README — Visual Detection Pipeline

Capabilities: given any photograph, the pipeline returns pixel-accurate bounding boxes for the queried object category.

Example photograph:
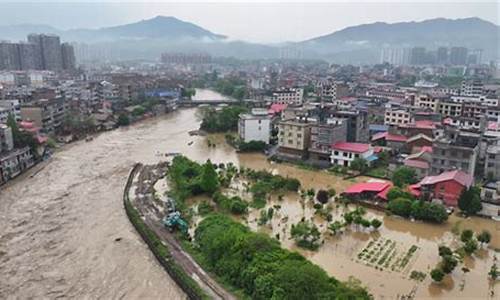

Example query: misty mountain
[0,16,497,63]
[64,16,226,42]
[298,17,499,63]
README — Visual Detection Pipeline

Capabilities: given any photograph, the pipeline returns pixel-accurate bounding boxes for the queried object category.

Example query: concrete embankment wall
[123,163,207,300]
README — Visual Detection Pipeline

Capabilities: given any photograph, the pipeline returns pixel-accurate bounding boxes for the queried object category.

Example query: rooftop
[419,170,473,187]
[332,142,371,153]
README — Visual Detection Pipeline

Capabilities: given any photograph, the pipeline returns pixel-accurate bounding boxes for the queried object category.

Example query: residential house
[331,142,376,167]
[238,108,271,144]
[431,128,479,176]
[479,182,500,217]
[277,118,311,160]
[410,169,473,207]
[308,118,347,166]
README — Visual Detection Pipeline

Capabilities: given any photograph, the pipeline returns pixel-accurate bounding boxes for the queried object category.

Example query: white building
[331,142,375,167]
[271,88,304,105]
[238,108,271,143]
[0,100,21,121]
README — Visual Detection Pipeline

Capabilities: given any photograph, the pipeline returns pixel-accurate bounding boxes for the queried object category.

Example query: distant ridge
[0,16,497,63]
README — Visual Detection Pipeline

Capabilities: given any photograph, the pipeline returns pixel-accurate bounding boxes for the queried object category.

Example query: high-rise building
[380,48,411,65]
[410,47,426,65]
[17,42,41,70]
[28,34,63,70]
[61,43,76,70]
[449,47,468,65]
[0,42,21,70]
[437,47,448,64]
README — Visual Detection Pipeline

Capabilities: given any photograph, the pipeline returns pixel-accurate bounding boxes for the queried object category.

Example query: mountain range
[0,16,498,63]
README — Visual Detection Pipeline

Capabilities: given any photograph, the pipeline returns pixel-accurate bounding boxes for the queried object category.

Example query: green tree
[200,160,219,194]
[328,221,344,235]
[438,246,453,257]
[387,197,413,217]
[316,189,329,204]
[463,239,478,255]
[117,113,130,126]
[477,230,491,245]
[430,268,445,282]
[371,219,382,229]
[350,158,368,173]
[458,187,482,216]
[291,221,321,250]
[489,263,499,280]
[6,113,38,153]
[460,229,474,243]
[392,166,418,187]
[386,187,414,202]
[327,188,336,198]
[441,255,458,274]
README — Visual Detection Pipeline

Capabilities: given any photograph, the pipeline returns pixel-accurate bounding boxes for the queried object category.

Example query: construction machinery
[162,211,188,234]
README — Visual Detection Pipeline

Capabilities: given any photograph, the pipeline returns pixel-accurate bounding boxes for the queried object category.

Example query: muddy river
[1,102,499,299]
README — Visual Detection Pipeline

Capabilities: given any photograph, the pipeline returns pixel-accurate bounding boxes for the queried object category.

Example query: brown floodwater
[1,104,499,299]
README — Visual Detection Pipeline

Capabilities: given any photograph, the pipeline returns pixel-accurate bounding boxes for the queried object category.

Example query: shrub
[430,268,445,282]
[316,189,329,204]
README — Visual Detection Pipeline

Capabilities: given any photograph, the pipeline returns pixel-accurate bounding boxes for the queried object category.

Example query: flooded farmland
[1,101,499,299]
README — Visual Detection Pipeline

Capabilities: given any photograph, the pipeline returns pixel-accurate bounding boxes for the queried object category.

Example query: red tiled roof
[419,170,473,187]
[344,181,392,194]
[400,120,437,130]
[371,132,386,141]
[376,183,394,201]
[404,159,429,169]
[408,183,421,197]
[268,103,288,115]
[421,146,433,153]
[372,132,407,142]
[332,142,371,153]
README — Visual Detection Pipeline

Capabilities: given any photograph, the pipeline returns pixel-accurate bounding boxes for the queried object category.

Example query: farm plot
[355,237,420,274]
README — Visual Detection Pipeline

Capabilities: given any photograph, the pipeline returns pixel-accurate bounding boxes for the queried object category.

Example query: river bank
[1,106,498,299]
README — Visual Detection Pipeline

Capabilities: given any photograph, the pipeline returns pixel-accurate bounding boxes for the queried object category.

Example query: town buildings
[238,108,271,144]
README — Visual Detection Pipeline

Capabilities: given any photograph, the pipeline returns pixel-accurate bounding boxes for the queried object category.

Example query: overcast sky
[0,1,498,43]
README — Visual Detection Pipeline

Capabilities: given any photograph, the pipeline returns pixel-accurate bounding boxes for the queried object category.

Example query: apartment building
[308,118,347,165]
[238,108,271,143]
[277,119,311,160]
[0,146,34,185]
[0,99,21,121]
[437,100,462,117]
[0,124,14,153]
[329,110,369,142]
[20,98,68,134]
[414,94,439,112]
[271,88,304,105]
[431,128,479,176]
[384,109,411,126]
[460,80,483,97]
[316,80,349,100]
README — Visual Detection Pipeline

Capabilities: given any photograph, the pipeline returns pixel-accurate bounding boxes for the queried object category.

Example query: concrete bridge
[178,99,239,106]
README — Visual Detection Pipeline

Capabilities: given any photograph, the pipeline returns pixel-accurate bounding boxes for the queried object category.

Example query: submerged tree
[291,221,321,250]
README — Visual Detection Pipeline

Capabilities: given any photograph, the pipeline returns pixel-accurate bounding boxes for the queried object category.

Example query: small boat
[85,136,93,142]
[188,141,194,146]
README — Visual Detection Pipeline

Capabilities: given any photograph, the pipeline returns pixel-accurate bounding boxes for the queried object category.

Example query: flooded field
[0,105,498,299]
